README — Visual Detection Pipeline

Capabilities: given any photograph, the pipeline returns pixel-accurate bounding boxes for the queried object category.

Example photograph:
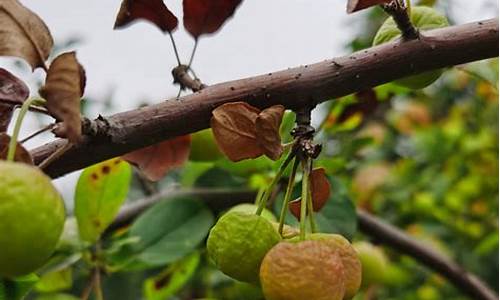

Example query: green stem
[299,157,311,241]
[256,150,296,216]
[405,0,411,17]
[278,157,300,236]
[6,97,38,162]
[307,184,317,233]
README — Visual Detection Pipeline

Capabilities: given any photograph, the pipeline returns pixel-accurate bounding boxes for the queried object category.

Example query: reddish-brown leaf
[256,105,285,161]
[122,135,191,181]
[0,133,33,164]
[0,68,29,132]
[114,0,178,33]
[210,102,263,162]
[183,0,242,38]
[289,168,331,219]
[39,52,86,143]
[346,0,392,13]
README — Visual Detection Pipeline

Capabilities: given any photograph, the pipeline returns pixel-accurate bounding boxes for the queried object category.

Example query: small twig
[172,65,207,93]
[38,140,72,170]
[20,124,55,144]
[0,99,51,116]
[382,0,419,40]
[80,271,96,300]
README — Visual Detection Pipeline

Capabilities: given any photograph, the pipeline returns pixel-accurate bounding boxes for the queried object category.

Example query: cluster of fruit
[0,162,65,278]
[207,204,362,300]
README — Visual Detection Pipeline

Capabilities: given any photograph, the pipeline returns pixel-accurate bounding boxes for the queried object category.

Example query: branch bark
[31,19,499,178]
[107,188,498,300]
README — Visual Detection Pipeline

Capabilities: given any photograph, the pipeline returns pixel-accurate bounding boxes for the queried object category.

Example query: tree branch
[107,188,498,300]
[31,19,498,178]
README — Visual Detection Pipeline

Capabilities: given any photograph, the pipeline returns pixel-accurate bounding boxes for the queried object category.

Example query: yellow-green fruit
[0,162,66,278]
[353,242,388,287]
[373,6,449,89]
[260,240,346,300]
[189,129,224,161]
[207,211,281,284]
[227,203,277,222]
[307,233,362,299]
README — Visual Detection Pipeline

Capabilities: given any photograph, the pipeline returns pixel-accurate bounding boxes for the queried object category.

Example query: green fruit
[307,233,361,299]
[373,6,449,89]
[260,240,346,300]
[207,211,281,284]
[227,203,277,222]
[353,242,388,287]
[189,129,224,161]
[0,162,66,278]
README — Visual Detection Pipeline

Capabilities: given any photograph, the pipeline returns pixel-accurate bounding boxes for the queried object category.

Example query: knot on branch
[172,65,206,92]
[383,1,419,40]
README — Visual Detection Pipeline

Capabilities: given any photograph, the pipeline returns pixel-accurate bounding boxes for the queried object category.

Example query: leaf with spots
[289,168,331,219]
[114,0,178,33]
[74,158,132,243]
[122,135,191,182]
[0,0,53,70]
[0,133,33,165]
[0,68,29,132]
[183,0,242,39]
[346,0,392,13]
[39,52,86,143]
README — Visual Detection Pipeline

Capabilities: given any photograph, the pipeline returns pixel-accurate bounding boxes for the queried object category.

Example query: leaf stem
[187,39,199,69]
[168,32,182,66]
[6,97,37,161]
[278,157,300,236]
[255,150,295,216]
[20,123,55,144]
[307,179,317,233]
[299,157,311,241]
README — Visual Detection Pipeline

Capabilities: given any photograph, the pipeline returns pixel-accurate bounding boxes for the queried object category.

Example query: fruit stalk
[299,157,311,240]
[278,157,300,235]
[6,97,39,162]
[255,149,296,216]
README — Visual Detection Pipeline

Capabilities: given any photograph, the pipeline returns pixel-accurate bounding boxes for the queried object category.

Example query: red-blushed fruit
[206,211,281,284]
[306,233,362,299]
[260,240,346,300]
[0,161,66,278]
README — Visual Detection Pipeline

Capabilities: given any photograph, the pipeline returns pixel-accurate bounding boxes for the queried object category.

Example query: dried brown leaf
[0,133,33,164]
[211,102,264,162]
[122,135,191,181]
[0,68,29,132]
[183,0,242,38]
[39,52,86,143]
[0,0,53,69]
[114,0,178,33]
[256,105,285,160]
[346,0,392,13]
[289,168,331,219]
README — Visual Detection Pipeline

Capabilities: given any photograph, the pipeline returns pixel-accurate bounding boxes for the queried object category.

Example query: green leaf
[0,274,38,300]
[35,268,72,293]
[74,158,132,243]
[128,197,214,266]
[143,252,200,300]
[316,177,357,240]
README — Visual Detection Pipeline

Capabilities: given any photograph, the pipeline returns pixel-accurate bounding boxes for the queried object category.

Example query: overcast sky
[1,0,497,206]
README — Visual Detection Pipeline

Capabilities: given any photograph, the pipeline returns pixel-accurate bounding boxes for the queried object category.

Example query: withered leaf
[0,0,53,69]
[346,0,392,13]
[0,133,33,164]
[0,68,29,132]
[183,0,242,38]
[289,168,331,219]
[39,52,86,143]
[210,102,263,162]
[256,105,285,160]
[114,0,178,33]
[122,135,191,181]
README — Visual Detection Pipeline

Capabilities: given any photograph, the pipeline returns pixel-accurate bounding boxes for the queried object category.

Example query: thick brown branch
[107,188,498,300]
[31,19,499,178]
